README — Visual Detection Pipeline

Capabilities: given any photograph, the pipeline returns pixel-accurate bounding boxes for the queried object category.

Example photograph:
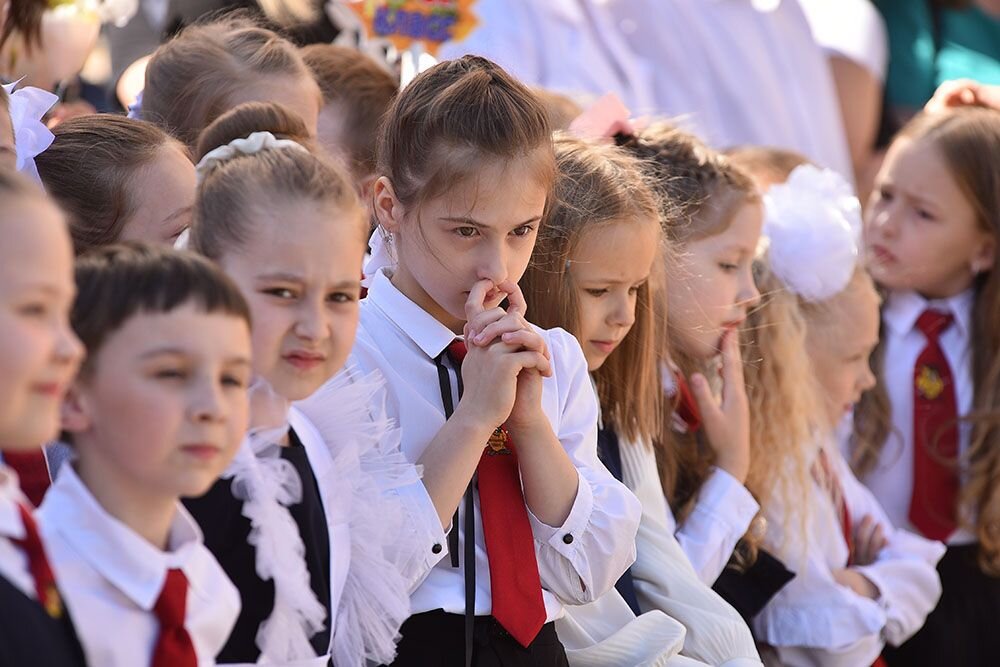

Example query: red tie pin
[916,365,945,401]
[486,426,512,455]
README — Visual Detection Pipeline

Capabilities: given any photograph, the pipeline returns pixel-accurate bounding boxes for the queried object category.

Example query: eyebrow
[139,348,253,367]
[255,273,360,289]
[162,205,192,225]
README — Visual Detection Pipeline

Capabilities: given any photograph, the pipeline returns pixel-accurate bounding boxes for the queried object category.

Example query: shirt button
[562,533,574,545]
[432,543,443,554]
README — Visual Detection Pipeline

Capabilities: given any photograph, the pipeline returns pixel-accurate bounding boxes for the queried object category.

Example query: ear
[372,176,405,234]
[60,383,92,435]
[972,234,997,275]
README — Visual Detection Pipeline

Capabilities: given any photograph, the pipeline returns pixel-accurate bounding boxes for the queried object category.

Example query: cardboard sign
[347,0,478,55]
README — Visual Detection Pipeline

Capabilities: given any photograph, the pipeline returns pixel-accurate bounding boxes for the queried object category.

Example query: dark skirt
[883,543,1000,667]
[388,610,568,667]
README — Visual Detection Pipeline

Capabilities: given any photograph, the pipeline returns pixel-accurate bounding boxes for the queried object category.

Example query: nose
[190,376,226,424]
[608,292,636,329]
[738,267,761,309]
[294,296,329,342]
[868,201,900,238]
[55,319,84,369]
[858,363,877,393]
[476,240,508,286]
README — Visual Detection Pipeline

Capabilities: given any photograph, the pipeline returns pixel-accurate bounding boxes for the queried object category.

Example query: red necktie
[12,503,62,618]
[908,310,959,541]
[5,448,52,507]
[448,341,546,647]
[152,569,198,667]
[673,372,702,433]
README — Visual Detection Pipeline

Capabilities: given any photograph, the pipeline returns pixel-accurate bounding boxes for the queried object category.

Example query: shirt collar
[884,288,975,339]
[40,464,210,611]
[0,466,27,540]
[366,268,463,359]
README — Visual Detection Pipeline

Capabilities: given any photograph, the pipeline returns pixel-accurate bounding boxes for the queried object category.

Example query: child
[621,125,765,589]
[724,145,810,194]
[300,43,398,194]
[36,114,194,254]
[141,13,322,151]
[0,167,86,666]
[521,134,762,666]
[354,55,641,665]
[746,165,944,665]
[184,100,443,666]
[37,243,251,666]
[851,107,1000,665]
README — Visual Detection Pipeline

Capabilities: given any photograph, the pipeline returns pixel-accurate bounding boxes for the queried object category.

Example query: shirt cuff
[527,468,593,557]
[394,480,450,574]
[691,467,760,533]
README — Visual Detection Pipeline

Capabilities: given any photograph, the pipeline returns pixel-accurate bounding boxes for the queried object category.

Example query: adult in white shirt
[606,0,854,185]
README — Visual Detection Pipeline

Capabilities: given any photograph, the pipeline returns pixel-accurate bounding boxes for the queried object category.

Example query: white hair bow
[2,79,59,183]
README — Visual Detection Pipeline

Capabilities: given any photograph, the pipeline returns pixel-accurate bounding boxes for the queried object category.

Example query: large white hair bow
[763,165,862,302]
[2,80,58,183]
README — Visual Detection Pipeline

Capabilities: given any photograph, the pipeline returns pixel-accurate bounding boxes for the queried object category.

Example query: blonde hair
[522,134,664,446]
[852,107,1000,573]
[190,101,364,261]
[141,14,316,150]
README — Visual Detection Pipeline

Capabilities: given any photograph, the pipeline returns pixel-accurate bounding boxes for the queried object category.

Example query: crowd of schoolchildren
[1,10,999,667]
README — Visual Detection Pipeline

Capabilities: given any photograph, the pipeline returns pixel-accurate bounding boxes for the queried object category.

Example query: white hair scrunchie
[763,165,862,303]
[195,131,308,184]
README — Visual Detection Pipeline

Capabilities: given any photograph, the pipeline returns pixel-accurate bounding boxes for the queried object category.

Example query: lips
[31,381,65,398]
[870,244,897,265]
[590,340,619,355]
[283,351,326,371]
[180,444,222,462]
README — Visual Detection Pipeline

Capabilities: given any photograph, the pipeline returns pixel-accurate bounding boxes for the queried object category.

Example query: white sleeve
[797,0,888,80]
[834,451,946,646]
[527,329,642,605]
[619,441,763,665]
[668,467,760,585]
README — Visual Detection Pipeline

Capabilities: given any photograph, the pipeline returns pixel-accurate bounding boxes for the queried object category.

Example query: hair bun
[195,101,313,161]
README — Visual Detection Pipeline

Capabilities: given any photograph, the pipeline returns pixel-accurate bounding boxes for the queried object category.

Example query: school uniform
[37,464,240,667]
[662,372,761,586]
[349,269,642,665]
[755,442,944,666]
[0,465,87,666]
[853,289,1000,665]
[557,414,762,667]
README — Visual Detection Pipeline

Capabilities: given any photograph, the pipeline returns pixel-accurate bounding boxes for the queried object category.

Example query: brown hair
[0,0,46,51]
[190,101,363,261]
[852,107,1000,573]
[376,55,555,216]
[622,124,761,512]
[72,242,251,377]
[523,134,663,445]
[724,145,811,191]
[142,14,317,150]
[35,114,189,256]
[300,43,397,180]
[532,87,583,131]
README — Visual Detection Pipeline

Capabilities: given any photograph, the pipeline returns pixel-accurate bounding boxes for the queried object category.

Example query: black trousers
[883,544,1000,667]
[388,610,569,667]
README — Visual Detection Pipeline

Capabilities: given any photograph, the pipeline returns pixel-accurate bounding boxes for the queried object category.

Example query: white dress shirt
[605,0,854,184]
[798,0,888,81]
[347,269,641,622]
[754,443,945,666]
[438,0,659,114]
[0,466,35,599]
[37,465,241,667]
[852,289,976,545]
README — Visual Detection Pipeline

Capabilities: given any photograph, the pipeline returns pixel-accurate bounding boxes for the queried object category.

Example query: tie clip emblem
[486,427,512,455]
[43,584,62,619]
[916,365,945,401]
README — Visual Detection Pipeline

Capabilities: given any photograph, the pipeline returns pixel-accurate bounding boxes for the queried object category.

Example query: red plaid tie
[448,340,546,647]
[152,569,198,667]
[12,503,62,618]
[908,310,960,541]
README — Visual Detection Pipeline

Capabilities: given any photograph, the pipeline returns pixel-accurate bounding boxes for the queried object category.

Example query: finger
[498,279,528,318]
[465,307,508,344]
[465,279,496,321]
[474,317,529,347]
[718,332,747,406]
[688,373,722,420]
[507,350,552,375]
[872,524,887,553]
[500,329,549,356]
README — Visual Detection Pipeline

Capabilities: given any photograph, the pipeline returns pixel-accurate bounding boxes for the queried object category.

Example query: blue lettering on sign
[374,6,458,41]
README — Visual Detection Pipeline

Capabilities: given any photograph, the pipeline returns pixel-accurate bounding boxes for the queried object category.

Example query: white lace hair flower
[763,165,862,302]
[195,131,308,184]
